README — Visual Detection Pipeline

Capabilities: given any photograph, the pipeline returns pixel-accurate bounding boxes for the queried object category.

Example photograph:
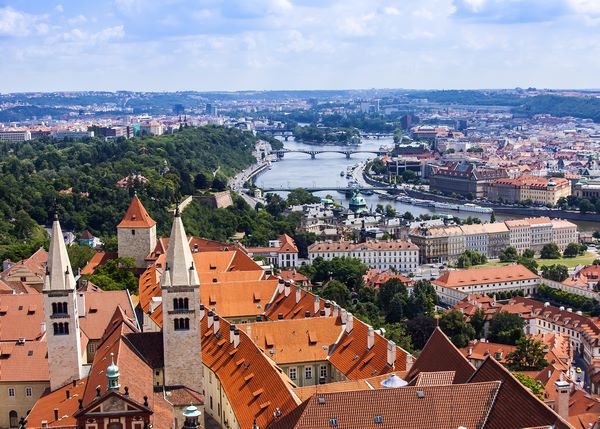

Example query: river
[255,137,599,231]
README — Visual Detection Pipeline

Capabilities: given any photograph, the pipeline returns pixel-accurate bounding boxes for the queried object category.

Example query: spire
[106,352,120,390]
[117,195,156,229]
[163,212,198,287]
[46,214,76,291]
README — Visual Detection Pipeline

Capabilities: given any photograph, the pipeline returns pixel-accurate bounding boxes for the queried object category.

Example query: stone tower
[43,214,83,391]
[162,209,203,394]
[117,195,157,267]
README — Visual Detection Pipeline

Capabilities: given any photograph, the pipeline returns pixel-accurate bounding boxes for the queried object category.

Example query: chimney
[229,325,236,343]
[367,326,375,350]
[340,309,348,324]
[314,296,320,315]
[554,379,571,420]
[278,313,283,320]
[332,304,339,318]
[406,354,414,371]
[66,390,70,399]
[233,329,240,348]
[468,346,473,356]
[345,313,354,333]
[77,292,86,317]
[213,315,220,333]
[199,304,205,321]
[208,311,214,328]
[40,322,46,335]
[305,310,311,318]
[277,278,285,294]
[53,408,59,421]
[324,302,331,317]
[72,380,77,388]
[284,281,291,297]
[387,340,396,367]
[296,287,302,304]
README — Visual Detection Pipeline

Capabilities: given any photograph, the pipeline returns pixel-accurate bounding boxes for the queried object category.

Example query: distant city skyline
[1,0,600,92]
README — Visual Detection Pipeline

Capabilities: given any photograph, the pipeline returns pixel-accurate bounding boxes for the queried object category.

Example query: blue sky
[1,0,600,91]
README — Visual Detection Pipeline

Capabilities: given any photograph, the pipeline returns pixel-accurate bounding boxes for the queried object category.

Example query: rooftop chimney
[305,310,311,318]
[277,278,285,294]
[233,329,240,348]
[332,304,339,318]
[387,340,396,367]
[40,322,46,335]
[554,379,571,420]
[208,311,214,328]
[213,315,220,333]
[345,313,354,333]
[66,390,70,399]
[367,326,375,350]
[324,302,331,317]
[296,287,302,304]
[278,313,283,320]
[406,354,414,371]
[53,408,59,421]
[314,296,320,315]
[199,304,205,321]
[284,281,291,297]
[229,325,236,343]
[340,309,348,324]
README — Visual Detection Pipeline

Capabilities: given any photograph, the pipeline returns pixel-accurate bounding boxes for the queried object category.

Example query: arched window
[51,302,68,316]
[182,298,189,310]
[173,299,179,311]
[183,318,190,330]
[64,322,69,335]
[9,410,18,428]
[52,303,57,314]
[174,318,180,330]
[53,322,69,335]
[174,318,190,331]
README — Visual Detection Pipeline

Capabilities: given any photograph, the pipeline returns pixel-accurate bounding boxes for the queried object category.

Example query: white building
[0,130,31,142]
[308,240,419,273]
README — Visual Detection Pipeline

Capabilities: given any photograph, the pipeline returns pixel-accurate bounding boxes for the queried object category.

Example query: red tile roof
[268,381,502,429]
[0,340,49,382]
[468,357,571,429]
[433,264,539,289]
[407,327,476,384]
[80,251,117,275]
[117,195,156,228]
[26,378,87,428]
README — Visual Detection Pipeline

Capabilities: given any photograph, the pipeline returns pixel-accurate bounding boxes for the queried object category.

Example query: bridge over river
[270,149,389,159]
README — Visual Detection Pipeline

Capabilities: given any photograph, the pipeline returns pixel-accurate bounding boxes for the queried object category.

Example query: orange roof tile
[0,340,49,382]
[26,378,87,428]
[433,264,539,289]
[117,195,156,228]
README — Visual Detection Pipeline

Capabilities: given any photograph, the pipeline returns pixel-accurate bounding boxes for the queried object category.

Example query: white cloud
[462,0,487,12]
[383,6,400,15]
[0,7,47,37]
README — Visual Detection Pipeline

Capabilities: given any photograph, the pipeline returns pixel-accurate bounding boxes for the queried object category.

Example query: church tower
[162,209,203,394]
[117,195,157,267]
[43,214,83,391]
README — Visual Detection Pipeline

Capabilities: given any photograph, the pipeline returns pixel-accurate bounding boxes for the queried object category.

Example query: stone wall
[117,225,157,268]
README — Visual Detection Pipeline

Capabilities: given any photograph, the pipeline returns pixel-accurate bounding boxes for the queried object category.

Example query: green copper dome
[349,190,367,213]
[183,404,201,418]
[106,352,120,390]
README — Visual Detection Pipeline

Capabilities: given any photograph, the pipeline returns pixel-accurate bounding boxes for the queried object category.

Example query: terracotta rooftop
[468,357,571,429]
[0,294,45,341]
[117,195,156,228]
[269,381,502,429]
[0,340,49,382]
[80,251,117,275]
[308,239,418,253]
[407,327,476,384]
[433,264,539,289]
[26,378,87,428]
[243,317,344,364]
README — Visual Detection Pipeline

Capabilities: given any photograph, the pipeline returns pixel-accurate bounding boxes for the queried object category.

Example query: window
[131,230,135,235]
[319,365,327,380]
[25,387,32,397]
[173,298,189,311]
[51,302,68,316]
[174,318,190,331]
[53,322,69,335]
[8,387,15,397]
[305,367,312,380]
[288,368,297,380]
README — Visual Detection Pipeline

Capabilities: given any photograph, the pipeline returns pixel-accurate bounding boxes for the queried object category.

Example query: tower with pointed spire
[162,208,203,394]
[117,195,157,267]
[43,214,83,391]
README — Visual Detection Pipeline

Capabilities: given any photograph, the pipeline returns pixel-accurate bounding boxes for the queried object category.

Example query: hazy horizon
[2,0,600,92]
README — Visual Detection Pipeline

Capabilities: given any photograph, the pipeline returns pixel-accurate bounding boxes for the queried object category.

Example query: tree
[385,204,397,218]
[470,308,487,339]
[383,323,414,353]
[518,257,538,274]
[407,280,438,318]
[513,372,545,400]
[386,293,407,323]
[488,311,524,345]
[309,256,368,290]
[457,249,487,268]
[378,278,408,316]
[194,171,213,189]
[563,242,581,258]
[405,315,436,350]
[540,243,561,259]
[13,209,37,240]
[522,249,535,259]
[86,257,138,293]
[593,259,600,266]
[287,188,320,206]
[67,244,96,272]
[490,212,496,223]
[499,246,519,262]
[541,264,569,282]
[402,211,414,221]
[439,310,475,348]
[321,280,352,307]
[506,336,548,371]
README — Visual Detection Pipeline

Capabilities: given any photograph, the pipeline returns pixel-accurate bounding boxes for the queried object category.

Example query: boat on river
[432,201,493,213]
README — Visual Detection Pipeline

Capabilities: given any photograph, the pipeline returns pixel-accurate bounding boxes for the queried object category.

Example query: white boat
[460,203,494,214]
[433,202,460,211]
